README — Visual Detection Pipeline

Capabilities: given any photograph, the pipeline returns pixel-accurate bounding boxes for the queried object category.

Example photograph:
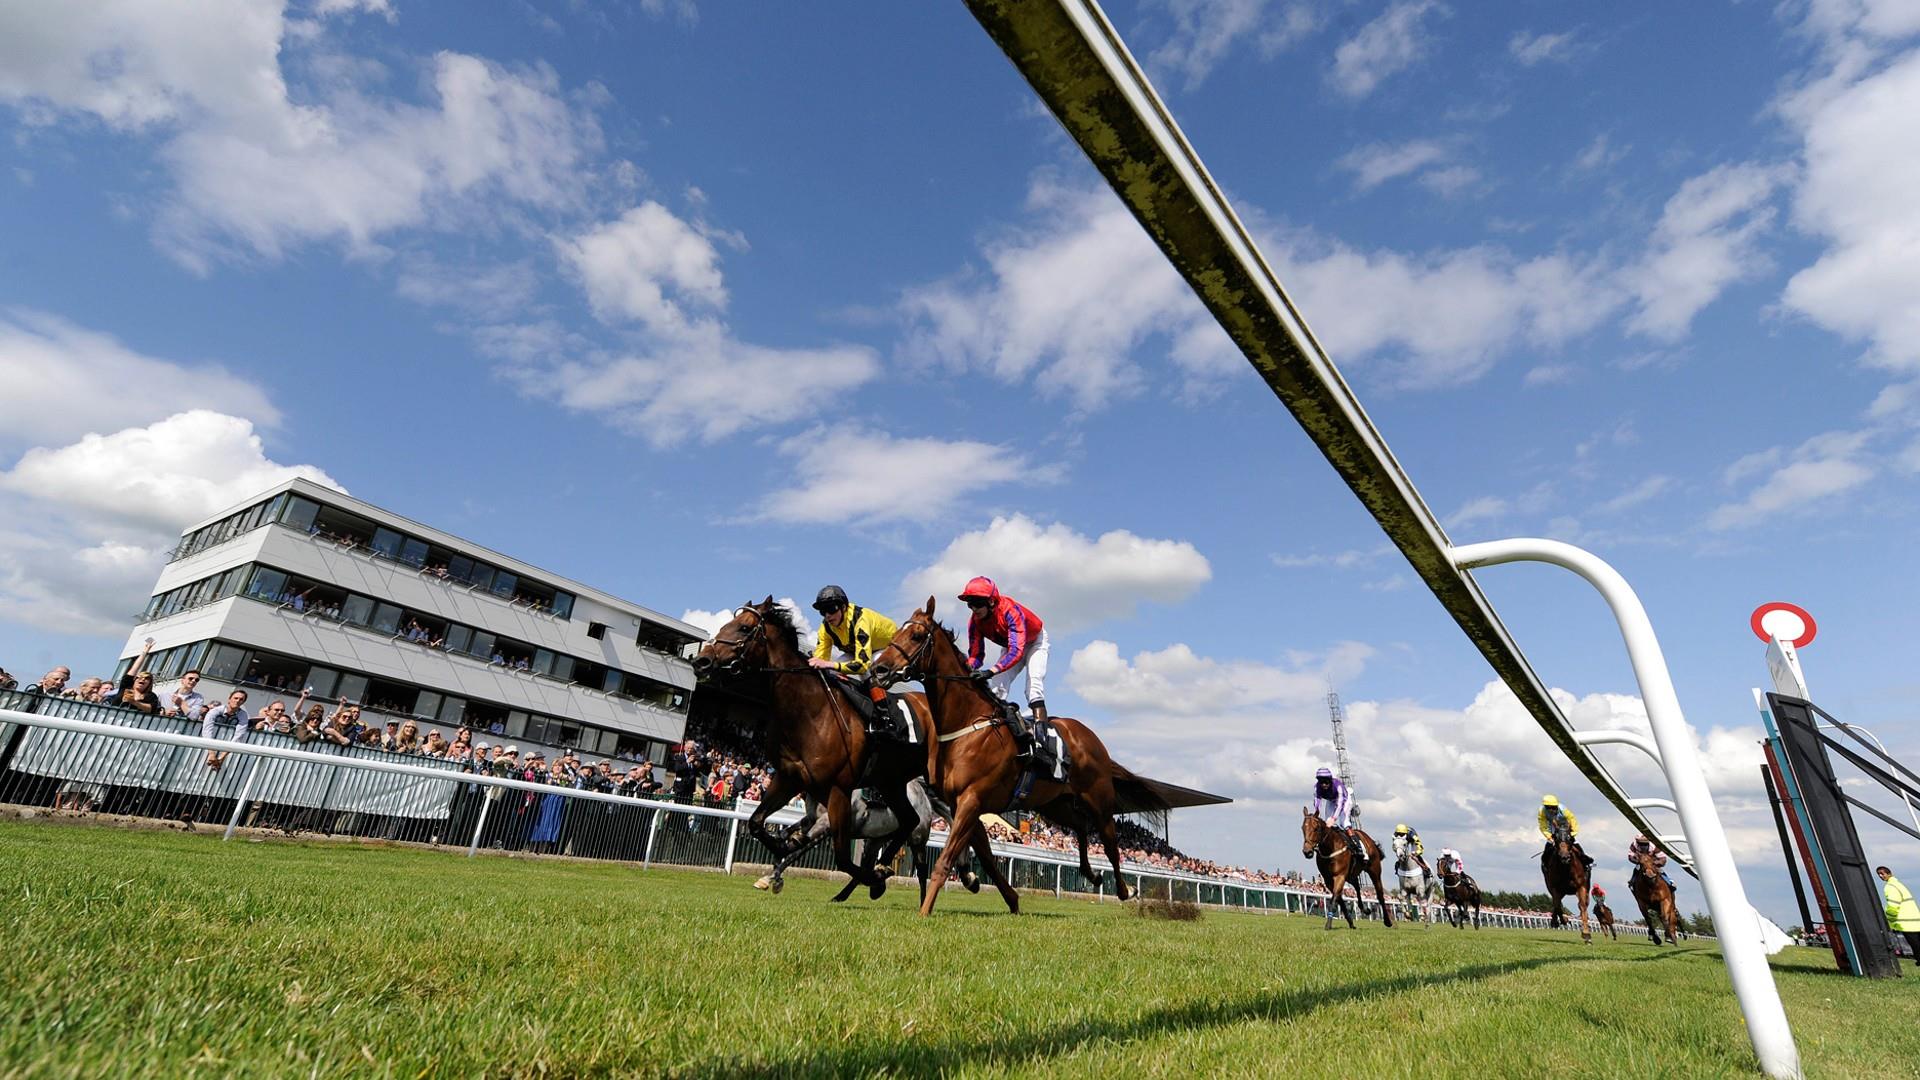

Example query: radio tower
[1328,687,1356,821]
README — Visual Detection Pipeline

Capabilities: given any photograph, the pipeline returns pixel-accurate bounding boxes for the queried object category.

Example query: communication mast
[1328,687,1356,821]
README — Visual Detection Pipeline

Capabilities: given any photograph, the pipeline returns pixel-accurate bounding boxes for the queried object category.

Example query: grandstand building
[118,478,705,764]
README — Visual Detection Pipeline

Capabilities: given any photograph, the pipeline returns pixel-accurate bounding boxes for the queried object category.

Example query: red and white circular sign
[1750,602,1816,647]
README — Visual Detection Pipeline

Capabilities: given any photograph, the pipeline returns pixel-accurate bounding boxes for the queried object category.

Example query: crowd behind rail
[1,657,1574,919]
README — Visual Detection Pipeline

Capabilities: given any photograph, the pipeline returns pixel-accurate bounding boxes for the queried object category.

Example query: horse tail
[1109,762,1169,815]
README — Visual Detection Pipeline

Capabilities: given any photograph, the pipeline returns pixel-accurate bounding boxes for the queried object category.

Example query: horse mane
[755,600,803,653]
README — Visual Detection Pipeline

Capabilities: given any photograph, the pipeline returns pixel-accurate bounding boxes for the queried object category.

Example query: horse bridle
[706,605,769,676]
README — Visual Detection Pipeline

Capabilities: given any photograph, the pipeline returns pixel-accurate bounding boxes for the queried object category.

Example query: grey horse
[753,778,978,900]
[1392,835,1438,926]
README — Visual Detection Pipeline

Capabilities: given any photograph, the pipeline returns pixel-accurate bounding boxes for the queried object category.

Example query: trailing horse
[1629,850,1682,945]
[1594,896,1619,941]
[866,599,1165,916]
[1392,840,1437,926]
[691,599,1015,910]
[1541,817,1594,944]
[752,780,979,897]
[1301,810,1394,929]
[1437,853,1482,929]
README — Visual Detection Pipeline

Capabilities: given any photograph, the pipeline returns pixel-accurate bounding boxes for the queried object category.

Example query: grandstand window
[489,570,518,600]
[246,567,288,603]
[306,666,342,699]
[370,603,403,636]
[462,700,504,731]
[587,621,607,640]
[399,537,430,569]
[443,624,472,655]
[521,715,549,743]
[466,630,496,661]
[551,592,575,619]
[448,555,492,591]
[280,494,320,533]
[548,654,575,682]
[506,711,531,738]
[416,691,444,719]
[202,644,247,682]
[341,594,375,627]
[336,673,369,703]
[371,527,405,561]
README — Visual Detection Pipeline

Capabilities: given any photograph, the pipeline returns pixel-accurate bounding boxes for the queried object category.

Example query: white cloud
[0,411,343,534]
[899,180,1236,411]
[1069,639,1365,735]
[1329,0,1447,100]
[1445,494,1508,530]
[1416,165,1480,198]
[311,0,395,19]
[1336,139,1450,192]
[506,328,879,447]
[0,5,602,269]
[758,431,1041,526]
[1145,0,1319,91]
[1780,48,1920,370]
[899,514,1212,633]
[1627,163,1783,341]
[555,202,730,335]
[1707,430,1874,529]
[0,410,342,637]
[394,256,538,314]
[1572,133,1628,173]
[1522,363,1576,388]
[1597,475,1673,514]
[1270,545,1391,570]
[0,310,281,451]
[1508,30,1576,66]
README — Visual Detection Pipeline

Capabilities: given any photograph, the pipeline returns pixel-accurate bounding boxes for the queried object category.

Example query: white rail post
[723,817,739,875]
[222,756,263,841]
[467,794,493,857]
[642,805,664,869]
[1452,537,1801,1079]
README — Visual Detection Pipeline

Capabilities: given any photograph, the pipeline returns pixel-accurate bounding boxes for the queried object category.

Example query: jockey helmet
[958,576,999,604]
[1394,824,1409,834]
[1542,794,1560,807]
[1315,766,1333,779]
[812,585,848,612]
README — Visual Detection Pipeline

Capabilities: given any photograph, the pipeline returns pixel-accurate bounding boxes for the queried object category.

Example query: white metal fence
[0,697,1573,929]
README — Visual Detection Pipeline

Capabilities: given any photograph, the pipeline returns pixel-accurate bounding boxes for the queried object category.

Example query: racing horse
[1437,852,1482,929]
[1629,849,1682,945]
[1592,888,1619,941]
[1392,838,1438,926]
[753,780,979,898]
[865,599,1166,916]
[1301,810,1394,929]
[691,599,1013,909]
[1542,816,1594,944]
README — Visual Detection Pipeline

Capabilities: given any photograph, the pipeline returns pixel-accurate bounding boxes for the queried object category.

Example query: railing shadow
[686,951,1648,1077]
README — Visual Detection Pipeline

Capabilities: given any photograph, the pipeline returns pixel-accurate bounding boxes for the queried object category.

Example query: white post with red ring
[1751,602,1815,699]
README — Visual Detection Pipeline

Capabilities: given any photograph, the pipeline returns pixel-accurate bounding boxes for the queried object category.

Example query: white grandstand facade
[118,477,704,764]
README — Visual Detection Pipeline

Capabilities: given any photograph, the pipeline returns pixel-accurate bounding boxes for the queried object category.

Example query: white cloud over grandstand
[0,2,603,269]
[898,514,1212,633]
[1329,0,1447,100]
[0,411,341,637]
[1143,0,1319,91]
[0,310,280,451]
[758,430,1042,527]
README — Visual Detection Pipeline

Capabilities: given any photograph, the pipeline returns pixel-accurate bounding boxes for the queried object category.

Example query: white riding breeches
[987,628,1049,706]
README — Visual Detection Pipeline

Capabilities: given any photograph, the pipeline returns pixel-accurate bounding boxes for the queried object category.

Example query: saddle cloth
[1009,714,1071,807]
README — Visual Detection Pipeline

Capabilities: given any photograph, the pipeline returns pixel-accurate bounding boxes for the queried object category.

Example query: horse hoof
[753,876,773,891]
[870,880,888,901]
[962,873,981,894]
[770,877,785,895]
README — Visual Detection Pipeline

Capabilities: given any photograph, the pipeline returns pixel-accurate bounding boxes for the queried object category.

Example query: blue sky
[3,0,1919,923]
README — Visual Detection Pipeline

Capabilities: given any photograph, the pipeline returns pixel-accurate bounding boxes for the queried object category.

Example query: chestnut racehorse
[691,598,1015,909]
[1542,816,1593,944]
[1593,892,1619,941]
[866,599,1164,916]
[1629,850,1682,945]
[1437,853,1482,929]
[1301,810,1394,929]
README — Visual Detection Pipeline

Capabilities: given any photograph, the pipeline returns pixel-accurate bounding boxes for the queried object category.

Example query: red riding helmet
[958,576,999,603]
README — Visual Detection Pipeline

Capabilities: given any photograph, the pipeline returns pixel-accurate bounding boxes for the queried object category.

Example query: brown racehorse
[690,599,1016,909]
[1437,853,1482,929]
[1301,810,1394,929]
[1592,890,1619,941]
[1542,817,1593,944]
[865,599,1164,916]
[1629,851,1682,945]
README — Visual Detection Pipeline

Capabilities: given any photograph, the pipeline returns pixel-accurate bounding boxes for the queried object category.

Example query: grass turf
[1,821,1914,1078]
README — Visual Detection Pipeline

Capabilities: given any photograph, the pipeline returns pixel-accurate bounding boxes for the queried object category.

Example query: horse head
[866,598,940,689]
[1300,806,1324,859]
[1551,817,1575,863]
[691,596,780,679]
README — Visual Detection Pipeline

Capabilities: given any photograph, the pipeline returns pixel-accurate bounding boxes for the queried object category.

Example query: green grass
[1,821,1914,1078]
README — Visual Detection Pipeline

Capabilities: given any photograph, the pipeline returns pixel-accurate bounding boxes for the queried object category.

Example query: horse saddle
[1007,715,1071,808]
[835,679,919,745]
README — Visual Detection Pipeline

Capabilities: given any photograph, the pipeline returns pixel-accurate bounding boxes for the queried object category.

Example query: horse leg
[1075,828,1104,889]
[824,787,878,902]
[920,791,982,916]
[747,775,807,890]
[1096,817,1130,902]
[1372,862,1393,929]
[1577,881,1592,944]
[968,827,1020,914]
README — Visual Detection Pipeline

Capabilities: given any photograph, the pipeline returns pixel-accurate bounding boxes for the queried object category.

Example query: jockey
[808,585,897,679]
[1592,884,1608,903]
[1628,833,1674,887]
[1538,795,1595,869]
[959,576,1049,755]
[1311,768,1365,857]
[1438,847,1466,877]
[1392,823,1429,875]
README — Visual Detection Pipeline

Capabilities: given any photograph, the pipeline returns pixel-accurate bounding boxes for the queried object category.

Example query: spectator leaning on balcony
[165,670,207,721]
[0,667,16,691]
[200,690,251,772]
[22,666,70,696]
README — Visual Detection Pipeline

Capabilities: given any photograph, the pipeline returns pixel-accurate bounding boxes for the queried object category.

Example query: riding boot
[1006,700,1035,758]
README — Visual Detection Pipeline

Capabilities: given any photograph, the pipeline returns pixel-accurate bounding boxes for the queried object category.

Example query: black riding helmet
[813,585,848,612]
